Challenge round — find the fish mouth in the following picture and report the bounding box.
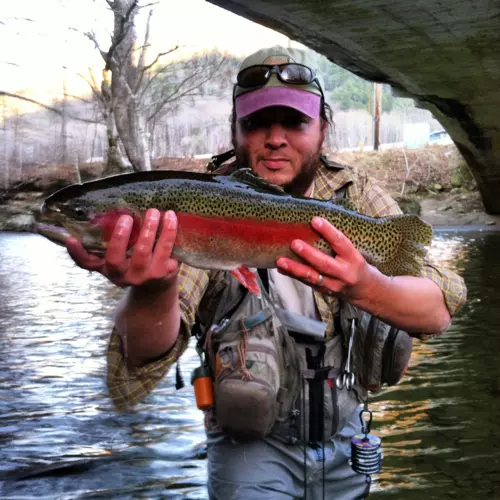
[34,205,107,255]
[34,221,72,247]
[34,202,68,245]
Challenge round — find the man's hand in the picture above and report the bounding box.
[276,216,374,301]
[66,209,179,290]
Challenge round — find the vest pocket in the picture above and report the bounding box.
[213,330,282,441]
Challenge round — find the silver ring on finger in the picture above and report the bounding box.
[316,273,324,287]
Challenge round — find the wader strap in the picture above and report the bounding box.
[306,344,327,445]
[257,268,270,293]
[301,367,336,380]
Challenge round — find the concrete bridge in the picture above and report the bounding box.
[208,0,500,213]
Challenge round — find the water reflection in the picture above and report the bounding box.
[1,231,499,499]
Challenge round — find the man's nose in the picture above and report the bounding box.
[265,124,287,149]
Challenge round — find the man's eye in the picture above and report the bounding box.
[284,116,308,129]
[241,117,265,131]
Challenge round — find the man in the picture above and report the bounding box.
[66,46,466,499]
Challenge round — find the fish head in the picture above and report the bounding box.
[35,181,142,254]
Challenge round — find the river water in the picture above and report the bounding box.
[0,230,499,499]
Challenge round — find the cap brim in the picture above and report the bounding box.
[235,86,321,120]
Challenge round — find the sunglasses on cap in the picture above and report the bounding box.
[237,63,322,93]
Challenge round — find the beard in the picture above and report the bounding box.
[234,147,321,197]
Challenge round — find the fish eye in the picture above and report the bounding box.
[71,205,88,221]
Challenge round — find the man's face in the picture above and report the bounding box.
[234,106,327,196]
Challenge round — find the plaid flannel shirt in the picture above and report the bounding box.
[107,162,467,410]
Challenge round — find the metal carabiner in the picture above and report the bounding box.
[336,370,356,390]
[345,371,356,390]
[335,371,345,389]
[337,319,357,390]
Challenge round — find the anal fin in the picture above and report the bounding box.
[230,266,261,295]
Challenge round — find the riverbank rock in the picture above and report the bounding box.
[0,191,44,232]
[419,191,500,226]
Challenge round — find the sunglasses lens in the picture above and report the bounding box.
[237,66,270,87]
[280,64,314,84]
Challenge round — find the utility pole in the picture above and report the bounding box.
[372,82,382,150]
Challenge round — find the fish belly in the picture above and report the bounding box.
[173,212,320,270]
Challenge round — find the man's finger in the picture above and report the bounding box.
[66,237,105,270]
[311,217,354,257]
[129,209,161,271]
[277,257,322,285]
[290,239,342,277]
[105,214,133,273]
[277,257,342,293]
[150,211,178,275]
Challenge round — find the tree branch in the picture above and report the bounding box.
[0,91,103,124]
[75,28,108,62]
[142,45,179,73]
[139,60,176,99]
[134,8,153,93]
[144,54,228,122]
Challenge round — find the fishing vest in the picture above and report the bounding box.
[193,153,414,444]
[195,271,413,445]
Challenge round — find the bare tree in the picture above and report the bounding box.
[84,0,229,172]
[78,65,130,175]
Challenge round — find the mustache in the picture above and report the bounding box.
[234,147,320,196]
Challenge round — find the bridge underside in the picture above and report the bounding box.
[208,0,500,213]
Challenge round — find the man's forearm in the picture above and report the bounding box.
[114,278,181,366]
[351,266,451,335]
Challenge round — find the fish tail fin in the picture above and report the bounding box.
[375,214,433,277]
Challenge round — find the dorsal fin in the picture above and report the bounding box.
[332,198,357,212]
[227,169,289,196]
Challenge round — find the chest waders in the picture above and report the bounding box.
[191,267,412,438]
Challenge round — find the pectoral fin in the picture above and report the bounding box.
[230,266,261,295]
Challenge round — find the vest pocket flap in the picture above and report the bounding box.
[213,336,283,440]
[342,306,413,392]
[216,379,277,441]
[382,329,413,386]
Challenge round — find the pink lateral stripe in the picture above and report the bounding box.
[174,212,319,249]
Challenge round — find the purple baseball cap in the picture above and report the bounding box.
[234,46,323,120]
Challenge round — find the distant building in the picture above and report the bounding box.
[428,129,453,145]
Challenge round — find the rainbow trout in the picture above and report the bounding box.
[35,169,432,293]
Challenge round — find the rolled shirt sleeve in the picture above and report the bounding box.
[106,263,212,411]
[354,173,467,334]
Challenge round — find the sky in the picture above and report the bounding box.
[1,0,293,97]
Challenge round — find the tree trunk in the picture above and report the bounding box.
[104,127,130,176]
[101,68,129,176]
[108,0,151,171]
[61,68,68,164]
